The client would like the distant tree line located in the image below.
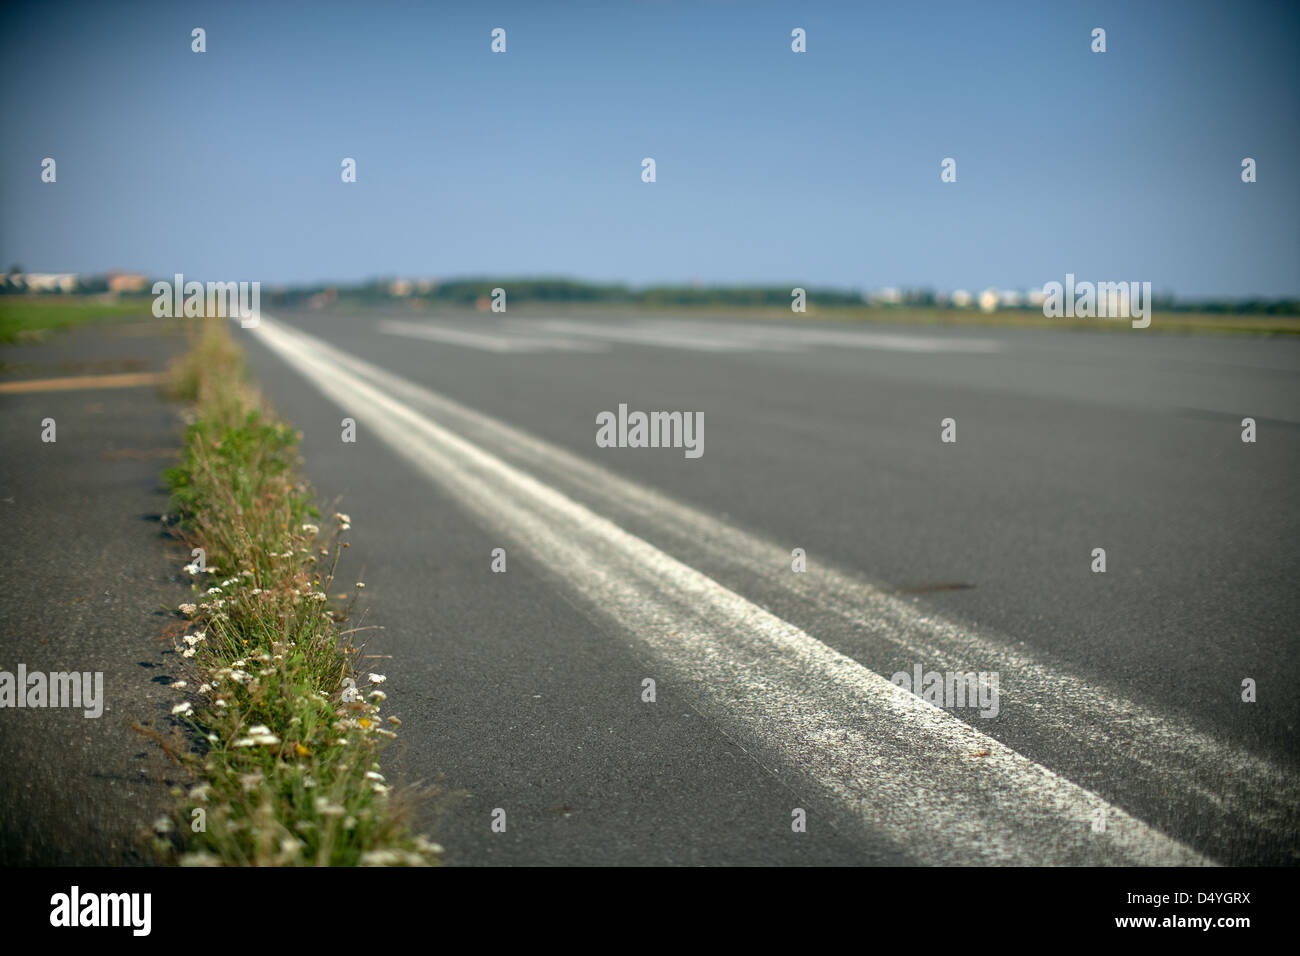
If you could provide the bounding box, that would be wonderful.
[5,268,1296,314]
[264,278,1297,314]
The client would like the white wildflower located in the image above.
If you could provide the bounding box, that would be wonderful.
[315,798,344,817]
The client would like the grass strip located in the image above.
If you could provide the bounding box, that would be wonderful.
[0,296,155,343]
[153,319,440,866]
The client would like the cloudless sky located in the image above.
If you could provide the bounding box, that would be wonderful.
[1,0,1296,297]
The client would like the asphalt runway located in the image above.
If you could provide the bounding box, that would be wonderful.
[237,306,1300,865]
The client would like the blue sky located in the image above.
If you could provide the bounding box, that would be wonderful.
[1,0,1296,297]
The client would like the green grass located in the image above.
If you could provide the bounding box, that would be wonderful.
[0,296,155,343]
[154,320,440,866]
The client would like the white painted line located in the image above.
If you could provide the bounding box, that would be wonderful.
[731,326,1002,354]
[630,318,1005,354]
[252,314,1213,865]
[524,317,1003,354]
[378,319,608,353]
[523,318,803,352]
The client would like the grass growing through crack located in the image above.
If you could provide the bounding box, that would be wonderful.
[155,319,440,866]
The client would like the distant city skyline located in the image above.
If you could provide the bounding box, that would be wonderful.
[1,0,1297,298]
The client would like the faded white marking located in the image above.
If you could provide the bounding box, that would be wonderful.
[523,318,801,352]
[525,317,1002,354]
[379,319,608,353]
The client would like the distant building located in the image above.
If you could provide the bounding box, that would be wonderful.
[17,272,80,293]
[951,289,973,308]
[107,271,149,293]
